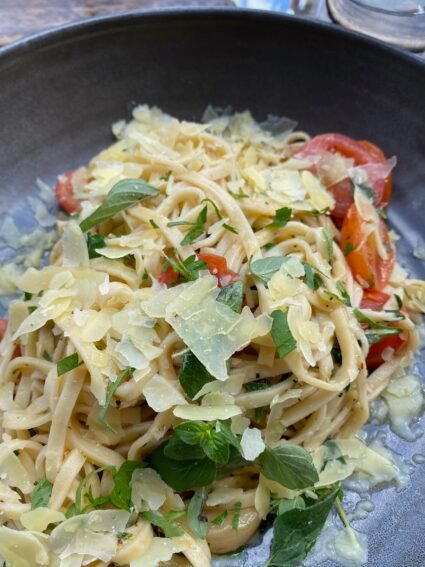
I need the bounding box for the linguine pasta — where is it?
[0,106,424,567]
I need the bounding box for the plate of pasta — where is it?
[0,9,424,567]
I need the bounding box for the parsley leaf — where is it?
[250,257,286,285]
[270,310,297,359]
[322,228,334,267]
[98,368,134,432]
[110,460,145,511]
[87,233,106,259]
[216,280,244,313]
[143,510,184,538]
[258,445,319,489]
[267,207,292,229]
[232,501,242,530]
[57,353,83,376]
[187,488,209,539]
[31,476,53,509]
[80,178,159,232]
[181,206,208,245]
[178,351,215,399]
[336,281,351,306]
[303,262,323,291]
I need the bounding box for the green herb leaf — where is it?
[187,488,209,539]
[179,351,215,399]
[87,233,106,259]
[175,421,210,445]
[110,460,145,511]
[365,328,402,344]
[80,179,159,232]
[343,241,355,256]
[57,353,82,376]
[358,183,375,203]
[321,440,346,471]
[175,421,230,464]
[354,308,404,330]
[250,257,286,285]
[164,437,207,461]
[222,223,239,234]
[216,281,244,314]
[267,485,340,567]
[165,254,207,284]
[211,508,228,526]
[268,207,292,229]
[148,442,216,491]
[31,476,53,509]
[270,310,297,359]
[335,281,352,306]
[143,510,184,538]
[232,501,242,530]
[181,206,208,245]
[258,445,319,489]
[42,350,52,362]
[202,198,223,220]
[24,292,32,301]
[244,379,272,392]
[322,228,334,267]
[149,219,160,229]
[303,262,323,291]
[98,368,134,433]
[160,171,172,182]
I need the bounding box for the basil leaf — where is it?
[164,437,206,461]
[250,257,286,285]
[243,379,272,392]
[216,281,244,313]
[80,179,159,232]
[270,310,297,359]
[258,445,319,489]
[268,207,292,229]
[267,485,340,567]
[366,328,402,345]
[179,351,215,399]
[57,353,82,376]
[143,510,183,538]
[187,488,208,539]
[31,476,53,509]
[87,233,106,259]
[98,368,133,433]
[303,262,323,291]
[181,206,208,245]
[110,460,145,511]
[322,228,334,267]
[148,442,216,491]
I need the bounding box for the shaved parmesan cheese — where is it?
[142,374,186,412]
[131,468,172,512]
[0,446,33,494]
[334,527,368,566]
[302,170,335,211]
[240,427,265,461]
[381,374,423,440]
[0,526,50,567]
[254,476,271,520]
[143,275,271,381]
[49,510,130,563]
[12,298,71,339]
[115,337,149,371]
[174,392,241,421]
[129,536,187,567]
[61,222,89,268]
[21,507,65,532]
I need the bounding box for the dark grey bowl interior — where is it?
[0,8,424,567]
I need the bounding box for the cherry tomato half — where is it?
[360,289,390,310]
[340,203,394,290]
[0,318,7,341]
[55,171,81,214]
[296,133,392,222]
[158,253,239,288]
[366,333,406,371]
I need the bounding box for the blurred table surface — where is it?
[0,0,326,47]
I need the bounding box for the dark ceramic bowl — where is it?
[0,8,424,567]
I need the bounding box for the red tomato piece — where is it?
[296,133,392,221]
[158,265,180,287]
[55,171,81,214]
[360,289,390,310]
[340,203,395,290]
[197,253,240,288]
[366,333,406,371]
[0,318,7,341]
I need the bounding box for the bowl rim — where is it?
[0,7,424,72]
